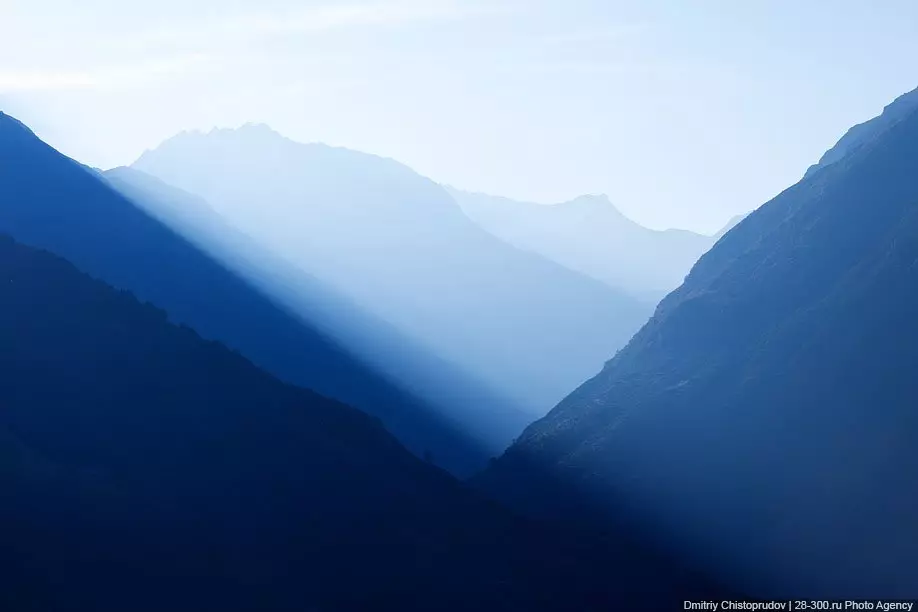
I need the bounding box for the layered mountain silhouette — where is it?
[448,188,714,300]
[804,85,918,179]
[103,166,532,474]
[0,232,723,611]
[478,89,918,598]
[133,127,652,414]
[0,111,502,476]
[711,211,749,241]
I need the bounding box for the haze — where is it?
[2,0,916,233]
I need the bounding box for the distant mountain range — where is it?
[448,189,715,300]
[103,165,532,474]
[478,87,918,598]
[0,111,498,476]
[12,76,912,605]
[133,126,653,416]
[0,109,723,610]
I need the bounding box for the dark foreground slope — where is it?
[479,95,918,598]
[0,111,494,475]
[0,234,715,611]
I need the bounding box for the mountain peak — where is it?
[148,122,285,147]
[568,193,611,205]
[134,123,300,169]
[449,188,713,298]
[238,121,279,133]
[561,193,625,217]
[137,123,400,171]
[188,122,288,143]
[480,89,918,597]
[883,85,918,114]
[805,85,918,178]
[567,193,609,203]
[0,111,37,138]
[199,122,287,142]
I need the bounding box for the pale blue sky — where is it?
[2,0,917,232]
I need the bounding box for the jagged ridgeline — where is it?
[0,111,723,610]
[132,126,653,418]
[0,110,504,476]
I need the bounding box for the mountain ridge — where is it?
[448,186,713,300]
[0,111,495,476]
[133,125,652,416]
[477,88,918,597]
[104,165,533,471]
[804,86,918,179]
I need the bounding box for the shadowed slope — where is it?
[804,86,918,179]
[0,233,718,611]
[0,111,490,475]
[478,92,918,598]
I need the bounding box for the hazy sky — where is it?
[2,0,917,232]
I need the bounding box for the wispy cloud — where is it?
[541,23,650,47]
[0,72,98,93]
[0,0,503,94]
[128,0,500,50]
[0,54,213,93]
[502,59,656,77]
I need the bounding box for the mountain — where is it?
[448,189,713,300]
[133,126,652,414]
[0,232,723,611]
[103,166,532,474]
[477,90,918,598]
[711,212,749,241]
[804,86,918,178]
[0,111,494,476]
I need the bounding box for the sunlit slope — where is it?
[134,126,652,414]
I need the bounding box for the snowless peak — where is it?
[561,193,626,217]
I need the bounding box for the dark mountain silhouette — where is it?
[448,188,714,300]
[804,86,918,178]
[711,211,749,241]
[133,127,652,414]
[0,111,501,476]
[477,89,918,598]
[0,233,719,611]
[103,166,532,474]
